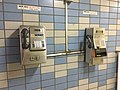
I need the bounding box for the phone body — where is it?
[84,28,107,65]
[19,25,46,65]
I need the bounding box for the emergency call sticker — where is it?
[17,4,41,11]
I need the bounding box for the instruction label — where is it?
[83,10,97,15]
[17,4,41,11]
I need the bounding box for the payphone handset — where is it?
[19,25,46,65]
[84,28,107,65]
[21,28,29,49]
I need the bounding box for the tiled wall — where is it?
[0,0,118,90]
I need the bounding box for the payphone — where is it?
[84,28,107,65]
[19,25,46,65]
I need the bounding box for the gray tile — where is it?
[0,47,5,55]
[39,0,53,7]
[4,12,22,21]
[55,76,67,84]
[0,64,7,72]
[26,82,41,90]
[23,0,38,5]
[26,74,40,83]
[4,3,22,12]
[8,77,25,87]
[42,86,54,90]
[6,47,19,55]
[56,83,67,90]
[0,3,3,11]
[68,80,78,88]
[68,74,78,81]
[7,55,20,63]
[42,79,54,87]
[0,21,4,29]
[4,0,21,3]
[41,72,54,80]
[6,39,19,47]
[0,56,6,64]
[9,85,25,90]
[25,68,40,76]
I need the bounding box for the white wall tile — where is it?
[41,23,53,29]
[55,70,67,78]
[41,66,54,74]
[41,57,54,66]
[5,21,22,29]
[101,0,109,6]
[55,31,65,37]
[79,17,89,24]
[8,70,25,79]
[54,1,64,8]
[0,39,5,47]
[68,62,78,69]
[79,79,88,85]
[110,1,117,7]
[55,64,67,71]
[0,80,8,89]
[67,56,78,63]
[46,30,54,37]
[5,30,18,38]
[107,83,115,89]
[109,25,116,30]
[98,85,106,90]
[23,22,39,26]
[107,78,116,84]
[108,58,116,63]
[98,64,107,70]
[89,82,98,89]
[90,24,99,28]
[107,52,116,58]
[7,63,22,71]
[0,31,4,38]
[68,31,78,36]
[109,31,116,35]
[23,14,39,22]
[68,87,78,90]
[100,6,109,12]
[79,24,89,29]
[91,0,100,5]
[55,38,65,44]
[0,72,7,80]
[79,84,88,90]
[68,24,78,29]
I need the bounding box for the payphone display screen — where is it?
[96,30,103,34]
[34,29,40,31]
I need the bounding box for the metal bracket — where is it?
[47,51,84,57]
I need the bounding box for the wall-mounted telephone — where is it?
[19,25,46,65]
[84,28,107,65]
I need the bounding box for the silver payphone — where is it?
[19,25,46,65]
[84,28,107,65]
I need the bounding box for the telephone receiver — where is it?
[86,35,94,49]
[21,28,30,49]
